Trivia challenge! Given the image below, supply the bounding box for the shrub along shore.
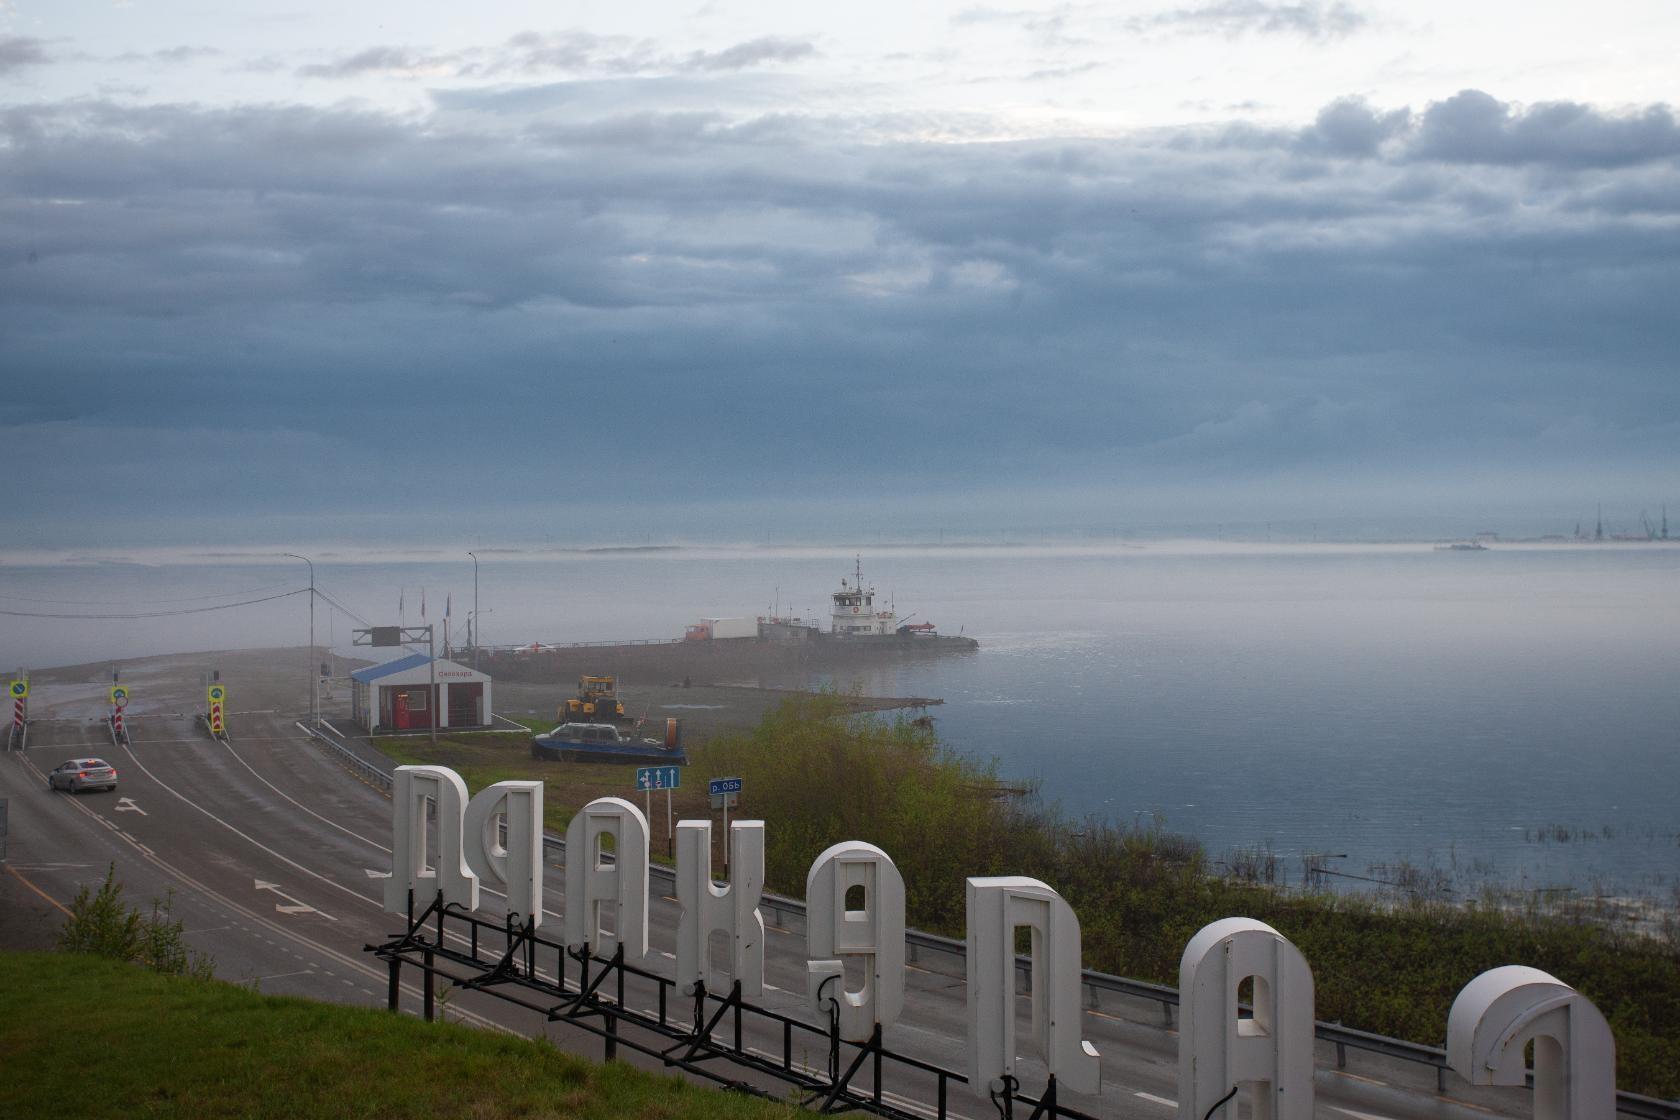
[377,695,1680,1099]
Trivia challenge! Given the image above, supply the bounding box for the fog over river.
[4,541,1676,905]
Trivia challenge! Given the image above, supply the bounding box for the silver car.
[48,758,118,793]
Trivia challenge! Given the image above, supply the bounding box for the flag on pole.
[399,589,404,619]
[421,588,427,619]
[445,593,452,619]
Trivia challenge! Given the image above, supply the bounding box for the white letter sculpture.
[462,780,544,927]
[1447,966,1615,1120]
[966,877,1100,1096]
[385,765,478,915]
[675,819,766,996]
[807,841,906,1042]
[563,797,650,964]
[1177,917,1314,1120]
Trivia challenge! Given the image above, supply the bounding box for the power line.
[0,580,297,607]
[0,587,309,620]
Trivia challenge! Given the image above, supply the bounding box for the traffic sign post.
[9,680,25,734]
[207,684,227,736]
[636,765,682,856]
[110,685,130,740]
[708,777,743,873]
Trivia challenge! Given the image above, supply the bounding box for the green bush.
[58,864,215,980]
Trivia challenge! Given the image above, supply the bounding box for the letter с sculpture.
[1447,966,1615,1120]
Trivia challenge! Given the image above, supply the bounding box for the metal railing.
[299,722,1680,1119]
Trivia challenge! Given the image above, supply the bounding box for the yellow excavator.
[559,675,626,722]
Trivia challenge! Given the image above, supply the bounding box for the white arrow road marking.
[114,797,146,815]
[253,879,337,921]
[1135,1093,1177,1109]
[364,868,390,879]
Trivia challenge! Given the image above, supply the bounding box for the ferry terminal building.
[350,654,493,732]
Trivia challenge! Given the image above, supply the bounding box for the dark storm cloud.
[0,35,50,73]
[1410,90,1680,168]
[1,87,1676,527]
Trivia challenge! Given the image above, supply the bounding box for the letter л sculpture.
[966,876,1100,1096]
[675,819,766,996]
[1447,966,1614,1120]
[563,797,651,963]
[807,841,906,1042]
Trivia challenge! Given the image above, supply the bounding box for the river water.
[3,541,1676,903]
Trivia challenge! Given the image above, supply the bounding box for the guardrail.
[296,722,1678,1119]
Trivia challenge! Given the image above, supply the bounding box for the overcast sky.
[3,1,1676,546]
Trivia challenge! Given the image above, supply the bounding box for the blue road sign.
[708,776,743,796]
[636,765,682,791]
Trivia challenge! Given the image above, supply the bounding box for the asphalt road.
[1,660,1542,1120]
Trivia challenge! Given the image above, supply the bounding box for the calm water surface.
[5,542,1676,900]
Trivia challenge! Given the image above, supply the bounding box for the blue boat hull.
[530,737,688,766]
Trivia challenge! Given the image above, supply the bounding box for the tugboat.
[831,556,901,636]
[531,717,687,765]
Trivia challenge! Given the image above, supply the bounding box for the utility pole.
[468,551,480,671]
[281,553,316,726]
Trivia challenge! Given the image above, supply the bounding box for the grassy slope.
[372,697,1680,1099]
[0,952,795,1120]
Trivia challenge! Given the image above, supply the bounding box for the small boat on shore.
[530,719,687,765]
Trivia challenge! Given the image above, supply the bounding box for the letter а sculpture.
[563,797,650,964]
[1178,917,1314,1120]
[1447,966,1614,1120]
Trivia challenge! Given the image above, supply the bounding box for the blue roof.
[350,652,433,683]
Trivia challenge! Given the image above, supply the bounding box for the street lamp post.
[280,553,315,726]
[468,551,480,671]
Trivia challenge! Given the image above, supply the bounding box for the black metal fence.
[369,892,1094,1120]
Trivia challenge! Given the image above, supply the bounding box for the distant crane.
[1641,510,1657,540]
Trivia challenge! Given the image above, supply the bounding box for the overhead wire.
[0,580,298,606]
[0,587,310,620]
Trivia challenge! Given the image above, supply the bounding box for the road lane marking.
[1135,1093,1177,1108]
[1330,1107,1400,1120]
[114,797,147,814]
[1332,1071,1387,1087]
[254,878,338,920]
[4,862,74,917]
[365,868,390,878]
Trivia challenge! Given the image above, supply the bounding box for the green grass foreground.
[0,952,796,1120]
[376,695,1680,1099]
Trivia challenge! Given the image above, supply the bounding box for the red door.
[393,691,410,730]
